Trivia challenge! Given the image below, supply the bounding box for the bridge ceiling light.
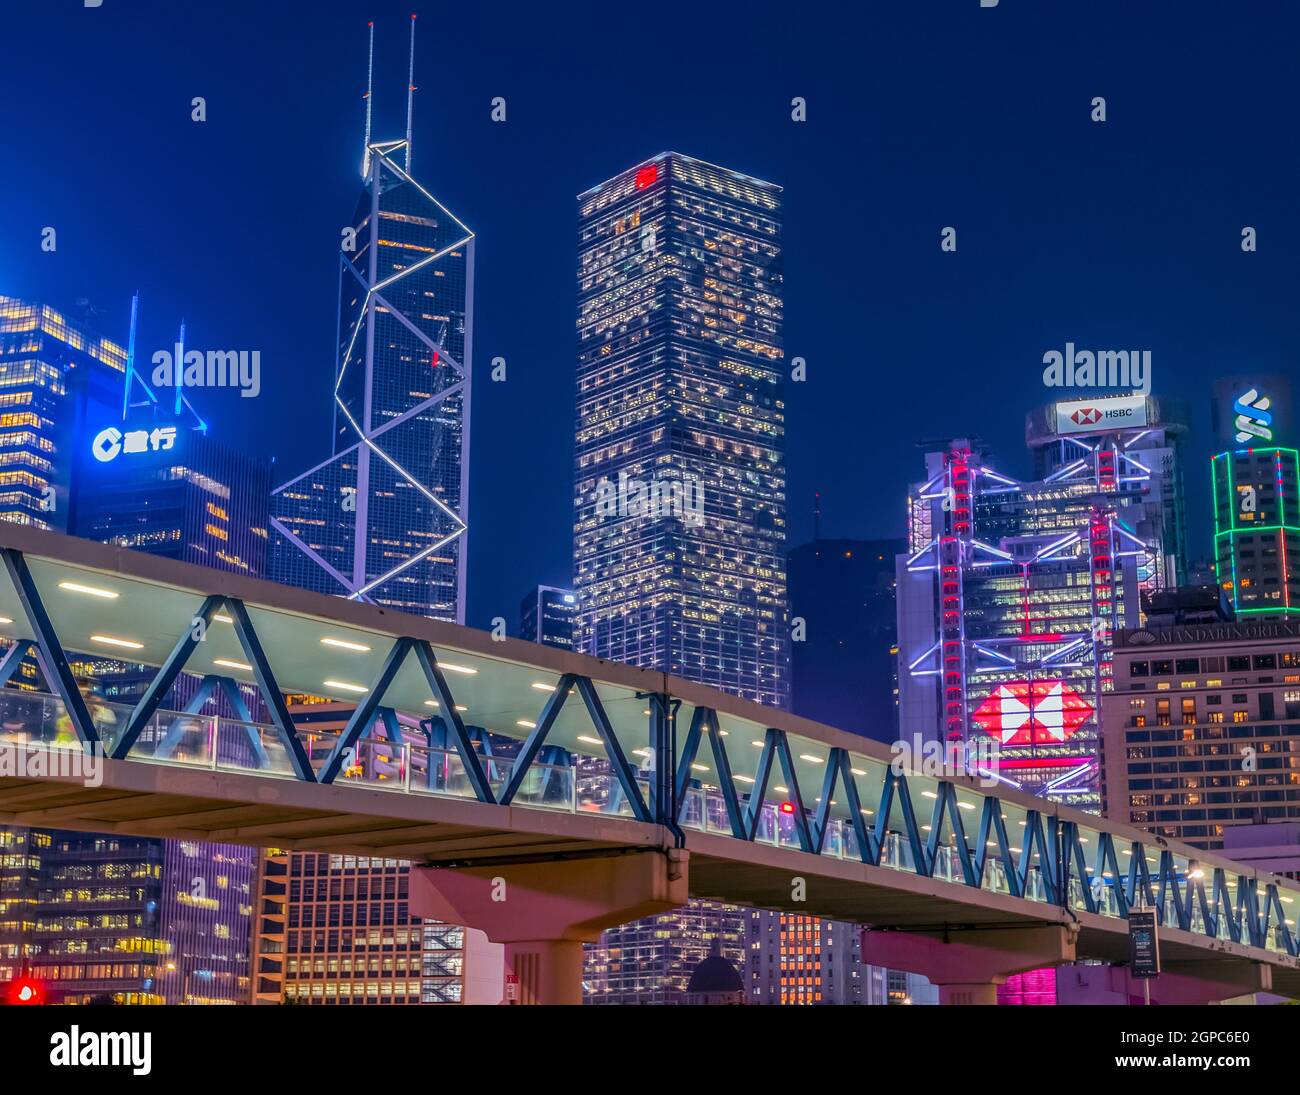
[214,659,252,672]
[798,753,823,763]
[91,634,142,650]
[751,740,765,748]
[576,735,602,747]
[734,775,754,784]
[531,682,556,692]
[921,790,938,799]
[517,720,536,729]
[957,801,975,810]
[0,617,11,625]
[773,785,788,794]
[213,613,233,624]
[323,679,368,694]
[424,700,468,712]
[321,637,371,653]
[59,580,118,599]
[438,662,478,675]
[850,768,866,776]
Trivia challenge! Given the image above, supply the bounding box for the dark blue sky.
[7,1,1298,628]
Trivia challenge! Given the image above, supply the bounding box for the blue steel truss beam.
[413,642,494,804]
[875,772,930,876]
[925,782,977,887]
[222,596,316,782]
[574,675,649,823]
[153,674,271,768]
[974,796,1020,898]
[1,549,97,748]
[0,640,34,689]
[318,637,414,784]
[499,673,576,805]
[113,594,224,760]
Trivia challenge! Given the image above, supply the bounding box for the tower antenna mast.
[362,21,375,178]
[405,14,417,171]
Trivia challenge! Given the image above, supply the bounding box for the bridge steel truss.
[0,536,1297,964]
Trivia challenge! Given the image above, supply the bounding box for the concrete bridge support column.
[861,924,1079,1005]
[410,848,689,1005]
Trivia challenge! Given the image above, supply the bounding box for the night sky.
[6,1,1298,629]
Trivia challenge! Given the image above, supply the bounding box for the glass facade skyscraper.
[0,296,126,530]
[519,584,577,650]
[270,138,474,623]
[574,153,788,1004]
[574,152,788,704]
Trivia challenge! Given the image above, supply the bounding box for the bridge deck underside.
[3,764,1296,999]
[0,763,663,862]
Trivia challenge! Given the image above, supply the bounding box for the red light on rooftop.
[635,166,657,189]
[779,801,795,815]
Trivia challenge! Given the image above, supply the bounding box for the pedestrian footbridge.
[0,525,1295,1003]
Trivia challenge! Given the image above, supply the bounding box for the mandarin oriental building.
[1101,620,1300,849]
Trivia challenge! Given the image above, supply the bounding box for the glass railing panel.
[512,762,575,811]
[335,739,407,792]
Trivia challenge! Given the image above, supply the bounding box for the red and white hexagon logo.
[971,680,1093,745]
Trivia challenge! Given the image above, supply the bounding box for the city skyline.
[8,2,1300,634]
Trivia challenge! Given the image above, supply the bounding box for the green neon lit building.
[1211,446,1300,617]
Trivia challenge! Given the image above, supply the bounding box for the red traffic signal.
[7,976,45,1005]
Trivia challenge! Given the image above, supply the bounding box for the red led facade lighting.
[634,165,657,189]
[972,680,1094,746]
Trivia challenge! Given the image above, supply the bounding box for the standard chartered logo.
[1233,388,1273,443]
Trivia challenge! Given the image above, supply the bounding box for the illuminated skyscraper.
[0,296,126,530]
[574,152,788,703]
[1210,377,1298,620]
[519,584,577,650]
[270,122,474,622]
[573,153,787,1004]
[897,432,1151,812]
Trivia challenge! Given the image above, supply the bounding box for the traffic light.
[7,975,45,1005]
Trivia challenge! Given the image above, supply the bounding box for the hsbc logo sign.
[1056,395,1148,435]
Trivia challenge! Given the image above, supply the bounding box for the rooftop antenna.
[405,14,417,171]
[362,21,375,178]
[122,292,139,421]
[813,491,822,541]
[174,319,185,415]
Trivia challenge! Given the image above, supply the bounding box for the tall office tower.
[788,537,903,742]
[1025,393,1189,591]
[0,299,259,1004]
[574,152,788,702]
[1210,375,1298,620]
[1101,619,1300,849]
[269,133,474,622]
[896,437,1149,811]
[70,425,272,578]
[8,832,254,1005]
[745,912,867,1005]
[519,585,577,650]
[0,295,127,529]
[249,849,501,1005]
[574,152,787,1004]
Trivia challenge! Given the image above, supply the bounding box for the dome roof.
[686,940,743,994]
